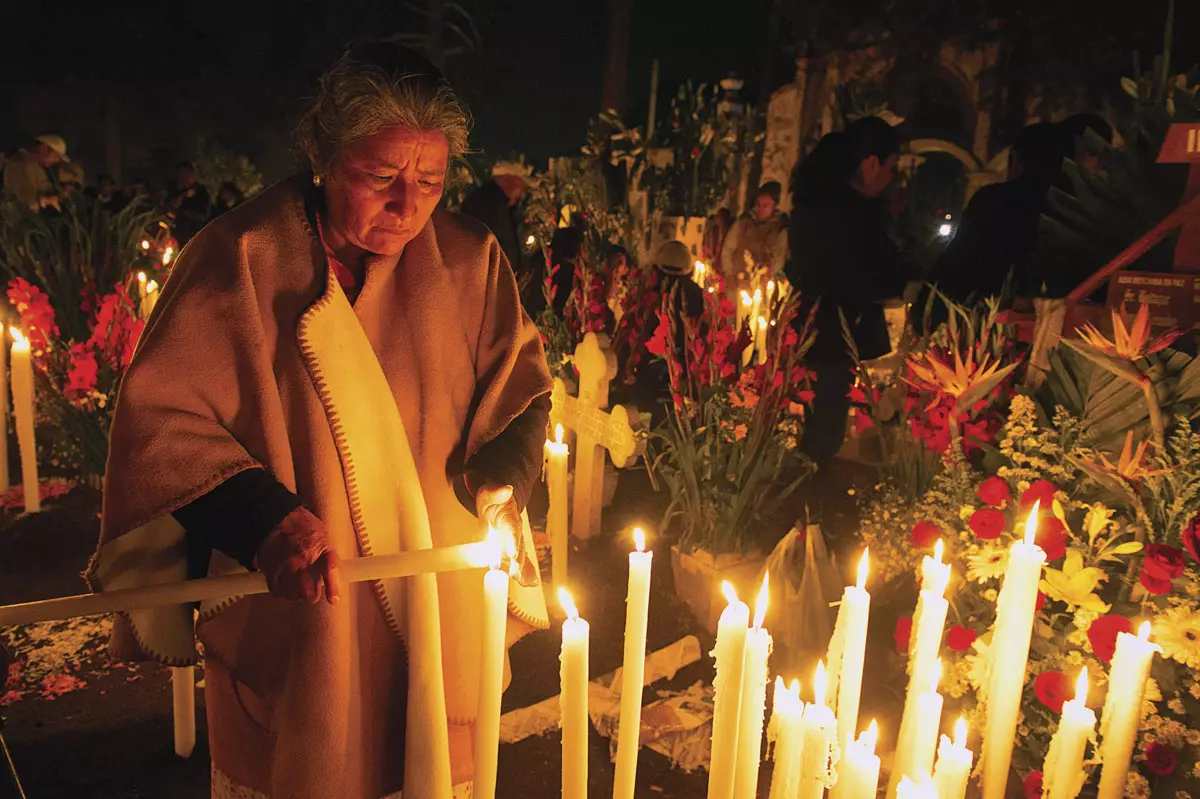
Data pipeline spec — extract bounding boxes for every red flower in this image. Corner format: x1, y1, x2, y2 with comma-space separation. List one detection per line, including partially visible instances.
65, 344, 99, 400
910, 521, 941, 548
1143, 544, 1186, 581
977, 476, 1011, 507
1035, 522, 1068, 562
848, 384, 867, 404
894, 616, 913, 654
1139, 569, 1173, 595
1145, 741, 1178, 776
947, 625, 978, 652
853, 411, 873, 435
1087, 614, 1133, 664
1035, 591, 1047, 612
1183, 515, 1200, 562
969, 508, 1007, 541
1034, 670, 1069, 713
1022, 771, 1043, 799
1021, 479, 1059, 509
646, 315, 669, 357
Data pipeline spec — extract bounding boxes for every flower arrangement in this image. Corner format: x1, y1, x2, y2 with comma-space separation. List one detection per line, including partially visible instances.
646, 285, 817, 554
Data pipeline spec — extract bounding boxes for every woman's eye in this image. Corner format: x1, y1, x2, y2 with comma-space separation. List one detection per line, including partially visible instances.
419, 179, 439, 189
371, 174, 393, 184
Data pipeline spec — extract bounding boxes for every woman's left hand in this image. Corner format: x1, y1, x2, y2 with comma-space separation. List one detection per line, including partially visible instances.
476, 484, 539, 587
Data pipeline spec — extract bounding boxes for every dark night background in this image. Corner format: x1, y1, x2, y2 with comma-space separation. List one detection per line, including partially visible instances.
0, 0, 1196, 187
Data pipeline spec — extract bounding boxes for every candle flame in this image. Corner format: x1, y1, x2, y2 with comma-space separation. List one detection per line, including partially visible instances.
861, 720, 879, 752
753, 288, 762, 302
933, 538, 944, 563
526, 234, 536, 246
1074, 667, 1088, 705
930, 659, 942, 694
767, 280, 776, 294
773, 675, 786, 703
633, 527, 646, 553
1138, 621, 1151, 641
146, 280, 159, 293
137, 271, 147, 284
140, 239, 150, 250
856, 549, 869, 590
814, 660, 827, 707
753, 573, 769, 629
788, 678, 801, 698
8, 327, 26, 346
757, 316, 767, 330
953, 717, 967, 748
557, 587, 579, 620
1025, 500, 1040, 546
555, 423, 564, 445
721, 580, 739, 605
741, 291, 752, 307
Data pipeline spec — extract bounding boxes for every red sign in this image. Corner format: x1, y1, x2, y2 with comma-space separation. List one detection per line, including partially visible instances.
1107, 271, 1200, 329
1158, 123, 1200, 164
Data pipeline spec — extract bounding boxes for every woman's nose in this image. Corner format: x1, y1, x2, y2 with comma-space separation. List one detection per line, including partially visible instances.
386, 182, 417, 219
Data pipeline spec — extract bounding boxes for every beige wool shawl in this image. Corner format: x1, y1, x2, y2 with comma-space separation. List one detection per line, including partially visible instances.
87, 175, 551, 798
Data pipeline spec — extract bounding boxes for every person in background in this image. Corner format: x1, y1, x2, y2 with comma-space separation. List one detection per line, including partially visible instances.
460, 160, 531, 283
786, 116, 905, 472
2, 133, 70, 210
214, 181, 245, 215
87, 173, 125, 212
720, 181, 788, 296
57, 161, 85, 198
167, 161, 211, 245
124, 178, 153, 211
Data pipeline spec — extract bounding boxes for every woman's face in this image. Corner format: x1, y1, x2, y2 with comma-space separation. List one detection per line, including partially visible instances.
325, 127, 449, 256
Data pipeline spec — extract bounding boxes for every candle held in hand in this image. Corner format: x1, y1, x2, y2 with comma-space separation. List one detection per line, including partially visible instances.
559, 588, 589, 799
474, 529, 511, 799
613, 528, 653, 799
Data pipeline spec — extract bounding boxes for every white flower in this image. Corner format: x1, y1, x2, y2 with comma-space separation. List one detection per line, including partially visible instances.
967, 546, 1009, 583
1154, 605, 1200, 669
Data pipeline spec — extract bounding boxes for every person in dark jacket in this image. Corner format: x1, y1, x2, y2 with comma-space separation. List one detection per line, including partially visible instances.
460, 161, 530, 277
785, 116, 905, 468
166, 161, 211, 245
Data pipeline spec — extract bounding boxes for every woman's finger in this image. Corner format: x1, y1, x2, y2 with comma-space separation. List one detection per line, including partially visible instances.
320, 550, 342, 605
297, 566, 321, 604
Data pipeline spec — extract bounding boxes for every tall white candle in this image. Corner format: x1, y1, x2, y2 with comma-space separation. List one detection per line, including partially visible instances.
709, 581, 750, 799
833, 551, 871, 751
1097, 622, 1159, 799
559, 588, 589, 799
1042, 668, 1096, 799
0, 325, 9, 492
10, 327, 38, 513
768, 678, 806, 799
932, 718, 973, 799
734, 577, 772, 799
908, 660, 945, 780
890, 540, 949, 797
141, 279, 160, 318
755, 316, 769, 365
171, 665, 195, 758
832, 720, 880, 799
896, 773, 938, 799
797, 661, 838, 799
545, 425, 570, 588
474, 531, 510, 799
980, 502, 1046, 799
613, 528, 653, 799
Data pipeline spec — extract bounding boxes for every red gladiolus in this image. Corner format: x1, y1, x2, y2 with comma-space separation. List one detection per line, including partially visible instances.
1183, 515, 1200, 562
848, 384, 867, 403
894, 616, 913, 654
947, 625, 978, 652
910, 521, 941, 548
1022, 771, 1043, 799
977, 476, 1011, 507
969, 508, 1007, 540
795, 390, 815, 405
1087, 614, 1133, 664
1021, 479, 1059, 509
1145, 741, 1178, 776
646, 315, 669, 357
1034, 670, 1069, 713
65, 345, 99, 400
853, 411, 873, 435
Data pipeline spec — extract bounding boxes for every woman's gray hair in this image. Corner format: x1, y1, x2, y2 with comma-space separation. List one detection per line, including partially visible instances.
296, 42, 472, 177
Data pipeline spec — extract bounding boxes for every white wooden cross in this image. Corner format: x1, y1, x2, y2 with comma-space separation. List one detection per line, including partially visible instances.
550, 333, 643, 540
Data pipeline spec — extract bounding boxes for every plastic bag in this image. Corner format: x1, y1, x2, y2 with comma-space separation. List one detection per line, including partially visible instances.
760, 523, 843, 679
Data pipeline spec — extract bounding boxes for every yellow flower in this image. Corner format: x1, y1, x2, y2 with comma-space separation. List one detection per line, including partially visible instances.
1040, 550, 1111, 612
1075, 303, 1181, 360
966, 546, 1008, 583
1154, 605, 1200, 669
906, 346, 1017, 405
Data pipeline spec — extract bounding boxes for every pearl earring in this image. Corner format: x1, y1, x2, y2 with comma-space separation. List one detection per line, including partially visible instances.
312, 174, 323, 187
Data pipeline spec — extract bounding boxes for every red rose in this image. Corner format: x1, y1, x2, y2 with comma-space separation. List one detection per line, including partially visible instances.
910, 521, 941, 548
1021, 479, 1059, 509
1022, 771, 1043, 799
894, 616, 913, 654
1035, 522, 1068, 562
969, 508, 1007, 540
1183, 515, 1200, 562
1139, 569, 1173, 595
1087, 614, 1133, 663
1143, 544, 1186, 581
1145, 741, 1178, 776
977, 476, 1011, 507
947, 625, 978, 652
1034, 670, 1069, 713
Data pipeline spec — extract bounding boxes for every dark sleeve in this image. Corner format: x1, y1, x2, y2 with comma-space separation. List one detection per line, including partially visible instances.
455, 393, 552, 513
172, 468, 303, 570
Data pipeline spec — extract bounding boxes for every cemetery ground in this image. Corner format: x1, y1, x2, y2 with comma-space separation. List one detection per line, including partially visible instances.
0, 459, 903, 798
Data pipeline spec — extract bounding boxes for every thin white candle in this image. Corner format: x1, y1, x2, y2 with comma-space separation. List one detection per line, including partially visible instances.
832, 720, 880, 799
796, 661, 838, 799
1097, 622, 1160, 799
474, 530, 510, 799
613, 528, 653, 799
833, 551, 871, 751
981, 502, 1047, 799
768, 678, 806, 799
932, 718, 972, 799
559, 588, 589, 799
733, 576, 772, 799
0, 326, 9, 492
709, 581, 750, 799
896, 773, 938, 798
10, 327, 38, 513
172, 665, 195, 758
1043, 668, 1096, 799
909, 660, 946, 780
545, 424, 570, 588
142, 279, 160, 318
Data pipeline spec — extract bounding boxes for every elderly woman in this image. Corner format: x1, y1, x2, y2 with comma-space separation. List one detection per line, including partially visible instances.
88, 43, 551, 799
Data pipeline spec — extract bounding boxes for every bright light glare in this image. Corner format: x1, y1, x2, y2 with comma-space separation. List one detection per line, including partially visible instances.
938, 223, 954, 238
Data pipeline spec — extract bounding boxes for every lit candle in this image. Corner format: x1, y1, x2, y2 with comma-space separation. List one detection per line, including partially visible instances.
768, 678, 806, 799
559, 588, 589, 799
544, 424, 570, 588
473, 530, 511, 799
734, 577, 772, 799
755, 316, 769, 365
980, 502, 1047, 799
833, 720, 880, 799
613, 528, 653, 799
738, 290, 753, 332
890, 540, 949, 797
1043, 668, 1096, 799
142, 279, 160, 318
908, 660, 945, 780
932, 718, 973, 799
829, 551, 871, 753
163, 245, 174, 266
896, 773, 938, 799
0, 324, 9, 492
1097, 622, 1160, 799
796, 661, 838, 799
10, 328, 38, 513
137, 270, 147, 299
708, 581, 750, 799
693, 260, 709, 288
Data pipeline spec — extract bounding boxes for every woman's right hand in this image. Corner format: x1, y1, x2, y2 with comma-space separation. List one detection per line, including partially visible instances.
255, 506, 342, 605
